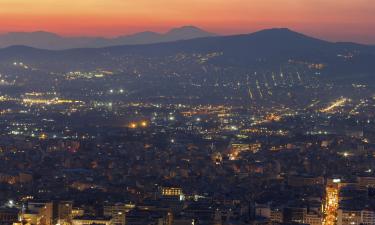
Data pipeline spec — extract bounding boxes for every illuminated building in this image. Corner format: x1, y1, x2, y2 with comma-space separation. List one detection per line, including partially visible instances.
160, 187, 183, 197
337, 210, 361, 225
270, 208, 283, 223
0, 208, 18, 225
56, 201, 73, 225
103, 203, 135, 225
357, 176, 375, 189
336, 206, 375, 225
72, 216, 112, 225
71, 208, 85, 220
19, 201, 73, 225
228, 142, 262, 160
304, 211, 323, 225
18, 211, 38, 225
360, 210, 375, 225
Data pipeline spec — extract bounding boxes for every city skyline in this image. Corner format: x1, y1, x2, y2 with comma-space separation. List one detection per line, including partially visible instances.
1, 1, 375, 224
1, 0, 375, 44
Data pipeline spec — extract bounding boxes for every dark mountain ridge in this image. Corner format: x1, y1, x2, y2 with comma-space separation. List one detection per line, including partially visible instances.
1, 28, 374, 77
0, 26, 215, 50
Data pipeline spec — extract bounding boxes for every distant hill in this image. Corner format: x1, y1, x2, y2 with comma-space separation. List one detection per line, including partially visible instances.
0, 26, 216, 50
1, 28, 374, 77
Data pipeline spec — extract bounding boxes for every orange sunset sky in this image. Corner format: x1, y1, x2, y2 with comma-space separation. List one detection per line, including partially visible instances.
0, 0, 374, 43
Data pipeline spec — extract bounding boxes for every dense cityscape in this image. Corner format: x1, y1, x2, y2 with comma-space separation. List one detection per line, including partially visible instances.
0, 34, 374, 225
1, 1, 375, 224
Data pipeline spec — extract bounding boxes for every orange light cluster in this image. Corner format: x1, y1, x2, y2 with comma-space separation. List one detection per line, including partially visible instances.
128, 121, 148, 129
266, 114, 281, 122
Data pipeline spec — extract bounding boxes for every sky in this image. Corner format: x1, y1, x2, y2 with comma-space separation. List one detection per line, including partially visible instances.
0, 0, 374, 44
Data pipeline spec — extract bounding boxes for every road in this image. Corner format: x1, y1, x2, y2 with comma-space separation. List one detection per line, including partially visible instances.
323, 186, 339, 225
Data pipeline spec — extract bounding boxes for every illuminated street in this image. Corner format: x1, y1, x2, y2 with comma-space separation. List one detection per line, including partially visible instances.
320, 97, 350, 113
323, 186, 339, 225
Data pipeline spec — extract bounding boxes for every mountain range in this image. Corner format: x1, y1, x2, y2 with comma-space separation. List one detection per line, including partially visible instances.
0, 26, 215, 50
1, 28, 374, 80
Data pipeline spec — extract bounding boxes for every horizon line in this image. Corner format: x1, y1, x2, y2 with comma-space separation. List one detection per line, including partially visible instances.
0, 26, 374, 46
